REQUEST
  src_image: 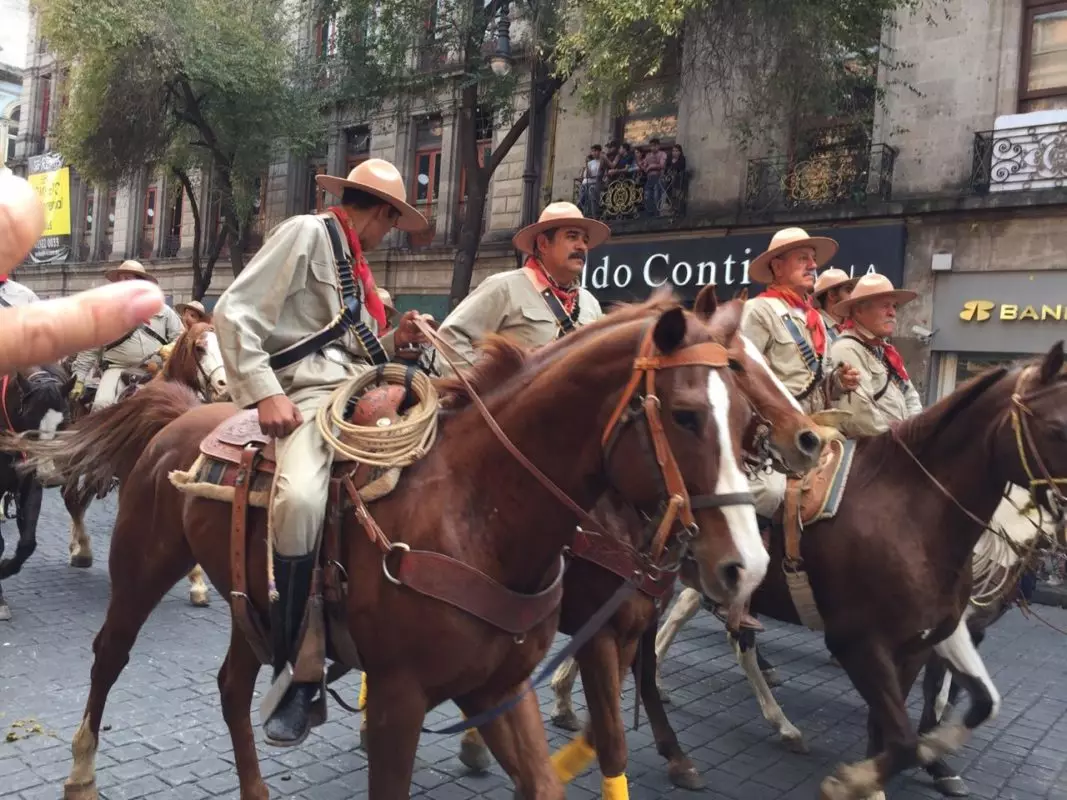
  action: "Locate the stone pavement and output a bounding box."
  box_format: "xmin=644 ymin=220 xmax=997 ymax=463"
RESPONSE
xmin=1 ymin=489 xmax=1065 ymax=800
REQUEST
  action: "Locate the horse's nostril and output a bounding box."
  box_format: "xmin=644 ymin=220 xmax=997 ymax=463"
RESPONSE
xmin=718 ymin=561 xmax=745 ymax=594
xmin=796 ymin=429 xmax=821 ymax=457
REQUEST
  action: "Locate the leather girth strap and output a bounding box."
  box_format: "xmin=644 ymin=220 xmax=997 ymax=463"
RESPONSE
xmin=230 ymin=444 xmax=273 ymax=665
xmin=568 ymin=528 xmax=677 ymax=599
xmin=323 ymin=479 xmax=362 ymax=669
xmin=783 ymin=478 xmax=803 ymax=566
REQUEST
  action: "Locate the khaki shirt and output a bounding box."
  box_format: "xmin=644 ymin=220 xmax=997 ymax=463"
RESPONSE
xmin=0 ymin=279 xmax=39 ymax=307
xmin=78 ymin=305 xmax=183 ymax=375
xmin=819 ymin=310 xmax=845 ymax=343
xmin=741 ymin=296 xmax=836 ymax=414
xmin=214 ymin=212 xmax=396 ymax=410
xmin=830 ymin=330 xmax=923 ymax=438
xmin=436 ymin=267 xmax=603 ymax=370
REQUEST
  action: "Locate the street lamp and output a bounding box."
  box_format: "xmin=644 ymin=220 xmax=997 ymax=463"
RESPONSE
xmin=488 ymin=4 xmax=512 ymax=77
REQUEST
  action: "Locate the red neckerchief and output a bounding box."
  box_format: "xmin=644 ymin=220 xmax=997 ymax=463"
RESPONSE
xmin=527 ymin=257 xmax=579 ymax=315
xmin=327 ymin=207 xmax=386 ymax=331
xmin=840 ymin=319 xmax=910 ymax=382
xmin=760 ymin=286 xmax=827 ymax=356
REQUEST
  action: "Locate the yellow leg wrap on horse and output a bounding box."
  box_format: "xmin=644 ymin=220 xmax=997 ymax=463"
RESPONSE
xmin=551 ymin=736 xmax=596 ymax=783
xmin=358 ymin=672 xmax=367 ymax=711
xmin=602 ymin=774 xmax=629 ymax=800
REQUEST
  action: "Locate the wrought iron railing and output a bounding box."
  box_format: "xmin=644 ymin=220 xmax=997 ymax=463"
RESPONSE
xmin=571 ymin=169 xmax=689 ymax=223
xmin=972 ymin=124 xmax=1067 ymax=193
xmin=744 ymin=143 xmax=897 ymax=212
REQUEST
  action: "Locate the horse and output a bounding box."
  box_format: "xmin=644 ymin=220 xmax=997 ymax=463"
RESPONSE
xmin=14 ymin=293 xmax=775 ymax=800
xmin=650 ymin=343 xmax=1067 ymax=799
xmin=421 ymin=290 xmax=839 ymax=793
xmin=57 ymin=321 xmax=226 ymax=607
xmin=0 ymin=363 xmax=73 ymax=620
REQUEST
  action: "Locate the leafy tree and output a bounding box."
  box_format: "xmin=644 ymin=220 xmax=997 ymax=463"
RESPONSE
xmin=39 ymin=0 xmax=324 ymax=297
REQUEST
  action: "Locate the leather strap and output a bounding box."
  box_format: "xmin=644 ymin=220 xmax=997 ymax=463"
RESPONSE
xmin=783 ymin=477 xmax=804 ymax=566
xmin=569 ymin=528 xmax=677 ymax=598
xmin=539 ymin=287 xmax=579 ymax=339
xmin=104 ymin=322 xmax=168 ymax=352
xmin=230 ymin=445 xmax=272 ymax=665
xmin=323 ymin=479 xmax=363 ymax=668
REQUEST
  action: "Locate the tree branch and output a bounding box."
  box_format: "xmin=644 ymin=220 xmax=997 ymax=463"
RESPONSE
xmin=488 ymin=71 xmax=566 ymax=174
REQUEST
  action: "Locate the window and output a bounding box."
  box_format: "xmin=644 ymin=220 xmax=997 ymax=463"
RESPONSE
xmin=80 ymin=191 xmax=94 ymax=261
xmin=141 ymin=187 xmax=157 ymax=258
xmin=458 ymin=107 xmax=493 ymax=203
xmin=1020 ymin=1 xmax=1067 ymax=111
xmin=165 ymin=188 xmax=183 ymax=257
xmin=614 ymin=79 xmax=679 ymax=145
xmin=102 ymin=188 xmax=117 ymax=259
xmin=411 ymin=116 xmax=442 ymax=218
xmin=4 ymin=105 xmax=17 ymax=163
xmin=307 ymin=158 xmax=328 ymax=212
xmin=313 ymin=16 xmax=337 ymax=61
xmin=346 ymin=126 xmax=371 ymax=173
xmin=39 ymin=74 xmax=51 ymax=138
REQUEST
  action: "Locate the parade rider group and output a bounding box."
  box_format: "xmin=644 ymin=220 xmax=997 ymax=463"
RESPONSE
xmin=48 ymin=153 xmax=923 ymax=747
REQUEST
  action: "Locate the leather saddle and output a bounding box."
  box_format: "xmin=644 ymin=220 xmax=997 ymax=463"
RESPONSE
xmin=782 ymin=437 xmax=855 ymax=564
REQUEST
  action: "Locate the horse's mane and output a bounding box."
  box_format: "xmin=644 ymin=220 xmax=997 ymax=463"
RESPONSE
xmin=894 ymin=363 xmax=1011 ymax=454
xmin=162 ymin=322 xmax=213 ymax=389
xmin=435 ymin=288 xmax=681 ymax=409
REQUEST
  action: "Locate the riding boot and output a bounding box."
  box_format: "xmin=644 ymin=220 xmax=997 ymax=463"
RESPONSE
xmin=264 ymin=552 xmax=321 ymax=746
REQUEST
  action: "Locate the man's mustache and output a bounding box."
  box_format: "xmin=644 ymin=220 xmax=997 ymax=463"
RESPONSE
xmin=569 ymin=252 xmax=586 ymax=262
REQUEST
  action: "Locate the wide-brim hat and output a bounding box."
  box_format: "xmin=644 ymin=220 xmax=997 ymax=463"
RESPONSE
xmin=176 ymin=300 xmax=208 ymax=318
xmin=375 ymin=288 xmax=401 ymax=327
xmin=831 ymin=273 xmax=917 ymax=317
xmin=813 ymin=267 xmax=860 ymax=299
xmin=105 ymin=260 xmax=158 ymax=284
xmin=512 ymin=201 xmax=611 ymax=256
xmin=749 ymin=227 xmax=838 ymax=286
xmin=315 ymin=158 xmax=428 ymax=234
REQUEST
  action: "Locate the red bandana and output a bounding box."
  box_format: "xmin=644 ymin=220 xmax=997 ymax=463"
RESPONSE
xmin=328 ymin=207 xmax=386 ymax=331
xmin=760 ymin=286 xmax=827 ymax=356
xmin=526 ymin=257 xmax=579 ymax=314
xmin=840 ymin=319 xmax=910 ymax=382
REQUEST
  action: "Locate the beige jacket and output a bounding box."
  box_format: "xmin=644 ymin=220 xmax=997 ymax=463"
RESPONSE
xmin=819 ymin=310 xmax=845 ymax=342
xmin=436 ymin=267 xmax=603 ymax=369
xmin=741 ymin=296 xmax=838 ymax=414
xmin=77 ymin=305 xmax=183 ymax=376
xmin=830 ymin=329 xmax=923 ymax=438
xmin=214 ymin=212 xmax=396 ymax=410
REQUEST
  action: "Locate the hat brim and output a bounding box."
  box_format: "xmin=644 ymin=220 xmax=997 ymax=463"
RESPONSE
xmin=813 ymin=275 xmax=860 ymax=299
xmin=315 ymin=174 xmax=429 ymax=233
xmin=832 ymin=289 xmax=918 ymax=318
xmin=512 ymin=217 xmax=612 ymax=255
xmin=105 ymin=267 xmax=158 ymax=284
xmin=748 ymin=236 xmax=838 ymax=286
xmin=175 ymin=303 xmax=207 ymax=317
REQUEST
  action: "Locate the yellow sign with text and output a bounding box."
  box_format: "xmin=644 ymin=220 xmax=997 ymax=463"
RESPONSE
xmin=960 ymin=299 xmax=1067 ymax=323
xmin=27 ymin=167 xmax=71 ymax=237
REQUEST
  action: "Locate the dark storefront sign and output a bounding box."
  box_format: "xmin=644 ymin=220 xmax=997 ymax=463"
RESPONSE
xmin=580 ymin=222 xmax=907 ymax=305
xmin=931 ymin=271 xmax=1067 ymax=354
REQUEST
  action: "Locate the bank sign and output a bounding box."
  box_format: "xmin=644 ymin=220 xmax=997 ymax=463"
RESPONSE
xmin=581 ymin=222 xmax=907 ymax=305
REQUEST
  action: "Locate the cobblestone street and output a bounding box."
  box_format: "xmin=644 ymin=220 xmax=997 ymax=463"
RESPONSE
xmin=1 ymin=489 xmax=1065 ymax=799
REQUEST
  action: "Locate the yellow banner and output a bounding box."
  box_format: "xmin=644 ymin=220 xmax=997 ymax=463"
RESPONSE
xmin=28 ymin=167 xmax=71 ymax=237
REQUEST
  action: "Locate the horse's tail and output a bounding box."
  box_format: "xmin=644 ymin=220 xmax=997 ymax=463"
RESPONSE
xmin=0 ymin=380 xmax=199 ymax=491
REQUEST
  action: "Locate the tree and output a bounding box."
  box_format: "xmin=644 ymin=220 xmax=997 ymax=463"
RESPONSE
xmin=39 ymin=0 xmax=324 ymax=297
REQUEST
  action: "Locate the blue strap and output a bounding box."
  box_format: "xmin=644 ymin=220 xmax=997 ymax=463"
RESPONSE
xmin=781 ymin=315 xmax=821 ymax=375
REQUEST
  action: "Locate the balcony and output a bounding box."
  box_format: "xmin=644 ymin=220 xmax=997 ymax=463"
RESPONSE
xmin=744 ymin=143 xmax=897 ymax=213
xmin=571 ymin=170 xmax=689 ymax=223
xmin=972 ymin=123 xmax=1067 ymax=194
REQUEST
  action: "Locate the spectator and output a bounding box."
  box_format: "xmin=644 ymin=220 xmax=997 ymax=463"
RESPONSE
xmin=611 ymin=142 xmax=637 ymax=178
xmin=579 ymin=144 xmax=607 ymax=219
xmin=642 ymin=138 xmax=668 ymax=216
xmin=666 ymin=144 xmax=687 ymax=212
xmin=604 ymin=140 xmax=620 ymax=173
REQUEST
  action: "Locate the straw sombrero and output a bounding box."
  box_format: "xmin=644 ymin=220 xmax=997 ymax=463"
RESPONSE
xmin=749 ymin=227 xmax=838 ymax=286
xmin=316 ymin=158 xmax=428 ymax=234
xmin=512 ymin=202 xmax=611 ymax=256
xmin=375 ymin=288 xmax=401 ymax=327
xmin=813 ymin=268 xmax=860 ymax=299
xmin=105 ymin=260 xmax=158 ymax=284
xmin=831 ymin=273 xmax=917 ymax=317
xmin=176 ymin=300 xmax=208 ymax=319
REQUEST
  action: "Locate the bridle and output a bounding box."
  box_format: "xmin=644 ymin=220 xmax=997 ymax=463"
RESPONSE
xmin=1009 ymin=366 xmax=1067 ymax=529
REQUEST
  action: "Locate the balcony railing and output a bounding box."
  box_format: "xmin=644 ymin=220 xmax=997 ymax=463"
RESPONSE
xmin=744 ymin=143 xmax=897 ymax=212
xmin=571 ymin=169 xmax=689 ymax=223
xmin=972 ymin=124 xmax=1067 ymax=194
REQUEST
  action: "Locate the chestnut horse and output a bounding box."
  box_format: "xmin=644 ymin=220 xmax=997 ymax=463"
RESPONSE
xmin=55 ymin=322 xmax=227 ymax=606
xmin=29 ymin=295 xmax=772 ymax=800
xmin=653 ymin=344 xmax=1067 ymax=799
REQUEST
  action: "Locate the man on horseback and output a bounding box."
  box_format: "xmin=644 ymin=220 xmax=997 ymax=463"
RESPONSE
xmin=71 ymin=261 xmax=183 ymax=410
xmin=812 ymin=268 xmax=857 ymax=343
xmin=212 ymin=158 xmax=432 ymax=747
xmin=436 ymin=201 xmax=608 ymax=365
xmin=828 ymin=273 xmax=922 ymax=437
xmin=176 ymin=300 xmax=210 ymax=329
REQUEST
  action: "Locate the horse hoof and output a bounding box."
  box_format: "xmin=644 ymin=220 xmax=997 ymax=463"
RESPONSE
xmin=189 ymin=589 xmax=210 ymax=607
xmin=63 ymin=778 xmax=98 ymax=800
xmin=0 ymin=601 xmax=10 ymax=622
xmin=549 ymin=710 xmax=581 ymax=732
xmin=762 ymin=668 xmax=782 ymax=687
xmin=69 ymin=553 xmax=93 ymax=569
xmin=934 ymin=776 xmax=969 ymax=797
xmin=783 ymin=733 xmax=809 ymax=754
xmin=668 ymin=761 xmax=705 ymax=790
xmin=458 ymin=737 xmax=491 ymax=773
xmin=819 ymin=776 xmax=851 ymax=800
xmin=656 ymin=685 xmax=673 ymax=704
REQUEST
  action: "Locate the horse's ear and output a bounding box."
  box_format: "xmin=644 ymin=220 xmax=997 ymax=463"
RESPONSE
xmin=708 ymin=299 xmax=743 ymax=345
xmin=1039 ymin=341 xmax=1065 ymax=384
xmin=653 ymin=307 xmax=687 ymax=354
xmin=693 ymin=284 xmax=718 ymax=319
xmin=734 ymin=287 xmax=749 ymax=302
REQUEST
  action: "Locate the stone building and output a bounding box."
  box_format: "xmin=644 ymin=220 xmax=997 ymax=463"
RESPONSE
xmin=8 ymin=0 xmax=1067 ymax=403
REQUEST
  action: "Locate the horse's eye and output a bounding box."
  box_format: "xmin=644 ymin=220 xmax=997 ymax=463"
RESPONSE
xmin=728 ymin=358 xmax=744 ymax=373
xmin=672 ymin=409 xmax=702 ymax=435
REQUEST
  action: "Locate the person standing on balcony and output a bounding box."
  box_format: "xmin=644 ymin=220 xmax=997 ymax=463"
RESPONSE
xmin=641 ymin=138 xmax=667 ymax=215
xmin=578 ymin=144 xmax=606 ymax=219
xmin=811 ymin=268 xmax=858 ymax=343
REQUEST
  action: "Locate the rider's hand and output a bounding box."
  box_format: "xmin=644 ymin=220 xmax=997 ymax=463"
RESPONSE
xmin=836 ymin=363 xmax=861 ymax=392
xmin=256 ymin=394 xmax=303 ymax=438
xmin=394 ymin=310 xmax=437 ymax=352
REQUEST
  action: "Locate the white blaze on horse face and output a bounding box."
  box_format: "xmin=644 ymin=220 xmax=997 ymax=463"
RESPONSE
xmin=741 ymin=335 xmax=803 ymax=413
xmin=199 ymin=331 xmax=228 ymax=398
xmin=706 ymin=371 xmax=770 ymax=598
xmin=38 ymin=409 xmax=63 ymax=441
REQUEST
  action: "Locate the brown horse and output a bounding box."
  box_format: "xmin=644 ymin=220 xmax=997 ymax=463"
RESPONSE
xmin=654 ymin=344 xmax=1067 ymax=799
xmin=24 ymin=294 xmax=775 ymax=800
xmin=412 ymin=292 xmax=838 ymax=794
xmin=56 ymin=321 xmax=227 ymax=606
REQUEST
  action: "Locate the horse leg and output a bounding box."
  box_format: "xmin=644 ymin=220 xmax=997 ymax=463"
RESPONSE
xmin=635 ymin=622 xmax=703 ymax=790
xmin=218 ymin=628 xmax=268 ymax=800
xmin=0 ymin=475 xmax=42 ymax=579
xmin=730 ymin=628 xmax=807 ymax=753
xmin=63 ymin=482 xmax=93 ymax=568
xmin=756 ymin=645 xmax=782 ymax=687
xmin=458 ymin=684 xmax=563 ymax=800
xmin=548 ymin=656 xmax=582 ymax=731
xmin=363 ymin=671 xmax=429 ymax=799
xmin=920 ymin=653 xmax=969 ymax=798
xmin=187 ymin=564 xmax=210 ymax=607
xmin=653 ymin=587 xmax=702 ymax=703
